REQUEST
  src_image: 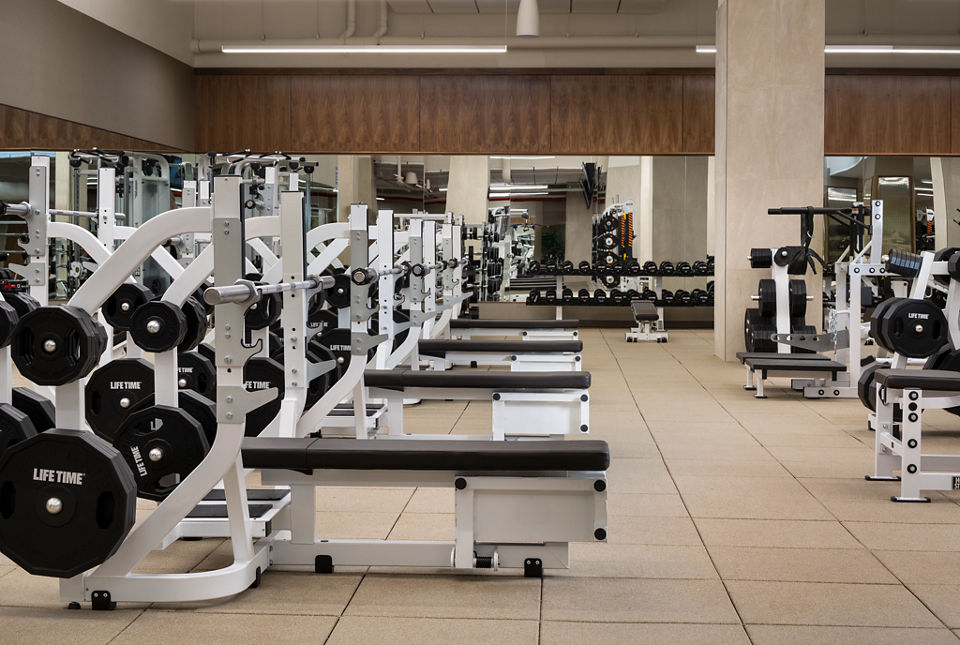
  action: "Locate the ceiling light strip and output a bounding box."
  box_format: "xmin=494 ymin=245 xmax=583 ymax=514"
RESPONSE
xmin=697 ymin=44 xmax=960 ymax=54
xmin=221 ymin=45 xmax=507 ymax=54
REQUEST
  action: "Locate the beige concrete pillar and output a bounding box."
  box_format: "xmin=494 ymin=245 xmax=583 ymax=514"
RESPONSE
xmin=932 ymin=157 xmax=960 ymax=249
xmin=446 ymin=156 xmax=490 ymax=225
xmin=715 ymin=0 xmax=825 ymax=361
xmin=336 ymin=155 xmax=377 ymax=222
xmin=564 ymin=192 xmax=593 ymax=264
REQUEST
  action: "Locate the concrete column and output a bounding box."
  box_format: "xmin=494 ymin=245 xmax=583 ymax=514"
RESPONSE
xmin=446 ymin=156 xmax=490 ymax=225
xmin=336 ymin=155 xmax=376 ymax=222
xmin=638 ymin=156 xmax=654 ymax=262
xmin=564 ymin=192 xmax=593 ymax=264
xmin=932 ymin=157 xmax=960 ymax=249
xmin=714 ymin=0 xmax=825 ymax=361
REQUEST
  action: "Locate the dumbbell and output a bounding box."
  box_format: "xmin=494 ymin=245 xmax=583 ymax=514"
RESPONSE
xmin=610 ymin=289 xmax=626 ymax=305
xmin=659 ymin=261 xmax=675 ymax=276
xmin=642 ymin=288 xmax=658 ymax=301
xmin=676 ymin=261 xmax=694 ymax=276
xmin=577 ymin=288 xmax=592 ymax=304
xmin=626 ymin=259 xmax=641 ymax=275
xmin=627 ymin=289 xmax=642 ymax=301
xmin=544 ymin=288 xmax=557 ymax=304
xmin=642 ymin=261 xmax=658 ymax=275
xmin=692 ymin=260 xmax=709 ymax=276
xmin=560 ymin=260 xmax=575 ymax=273
xmin=578 ymin=261 xmax=592 ymax=274
xmin=527 ymin=260 xmax=541 ymax=275
xmin=674 ymin=289 xmax=693 ymax=306
xmin=562 ymin=288 xmax=574 ymax=303
xmin=660 ymin=289 xmax=674 ymax=305
xmin=593 ymin=289 xmax=608 ymax=304
xmin=527 ymin=289 xmax=540 ymax=304
xmin=544 ymin=261 xmax=558 ymax=275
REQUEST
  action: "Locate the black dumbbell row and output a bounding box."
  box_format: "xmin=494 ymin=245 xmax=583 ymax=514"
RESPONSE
xmin=526 ymin=256 xmax=715 ymax=278
xmin=526 ymin=283 xmax=715 ymax=308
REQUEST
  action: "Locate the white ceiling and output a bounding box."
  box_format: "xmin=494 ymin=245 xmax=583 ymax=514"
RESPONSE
xmin=59 ymin=0 xmax=960 ymax=69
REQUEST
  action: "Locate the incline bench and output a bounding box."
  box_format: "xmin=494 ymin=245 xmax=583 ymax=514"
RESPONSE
xmin=419 ymin=339 xmax=583 ymax=371
xmin=735 ymin=351 xmax=844 ymax=398
xmin=867 ymin=368 xmax=960 ymax=502
xmin=450 ymin=318 xmax=579 ymax=340
xmin=245 ymin=436 xmax=610 ymax=575
xmin=364 ymin=368 xmax=591 ymax=440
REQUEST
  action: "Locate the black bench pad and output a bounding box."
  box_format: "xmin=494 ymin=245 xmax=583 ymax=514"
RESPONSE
xmin=735 ymin=352 xmax=832 ymax=364
xmin=875 ymin=369 xmax=960 ymax=391
xmin=744 ymin=358 xmax=845 ymax=372
xmin=242 ymin=437 xmax=610 ymax=472
xmin=451 ymin=319 xmax=579 ymax=329
xmin=630 ymin=302 xmax=659 ymax=322
xmin=365 ymin=369 xmax=590 ymax=390
xmin=419 ymin=339 xmax=583 ymax=357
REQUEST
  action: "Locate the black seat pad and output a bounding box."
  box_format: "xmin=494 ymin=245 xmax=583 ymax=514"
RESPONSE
xmin=735 ymin=352 xmax=832 ymax=364
xmin=630 ymin=302 xmax=659 ymax=321
xmin=364 ymin=369 xmax=590 ymax=390
xmin=419 ymin=339 xmax=583 ymax=357
xmin=451 ymin=319 xmax=579 ymax=329
xmin=744 ymin=358 xmax=844 ymax=372
xmin=875 ymin=369 xmax=960 ymax=391
xmin=242 ymin=437 xmax=609 ymax=472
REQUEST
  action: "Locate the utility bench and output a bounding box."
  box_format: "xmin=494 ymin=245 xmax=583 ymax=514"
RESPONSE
xmin=364 ymin=368 xmax=591 ymax=440
xmin=243 ymin=436 xmax=610 ymax=575
xmin=867 ymin=368 xmax=960 ymax=502
xmin=625 ymin=301 xmax=667 ymax=343
xmin=736 ymin=352 xmax=845 ymax=398
xmin=450 ymin=318 xmax=579 ymax=340
xmin=419 ymin=339 xmax=583 ymax=371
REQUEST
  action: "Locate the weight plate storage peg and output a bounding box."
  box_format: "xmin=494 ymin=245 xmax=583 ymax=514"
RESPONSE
xmin=877 ymin=298 xmax=948 ymax=358
xmin=112 ymin=405 xmax=209 ymax=501
xmin=84 ymin=358 xmax=155 ymax=442
xmin=11 ymin=387 xmax=54 ymax=432
xmin=0 ymin=403 xmax=36 ymax=456
xmin=757 ymin=279 xmax=777 ymax=317
xmin=12 ymin=306 xmax=106 ymax=386
xmin=749 ymin=248 xmax=772 ymax=269
xmin=129 ymin=300 xmax=188 ymax=353
xmin=0 ymin=428 xmax=137 ymax=578
xmin=102 ymin=283 xmax=154 ymax=331
xmin=177 ymin=351 xmax=217 ymax=401
xmin=244 ymin=286 xmax=282 ymax=331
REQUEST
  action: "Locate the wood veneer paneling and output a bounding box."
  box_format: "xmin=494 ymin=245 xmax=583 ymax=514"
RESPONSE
xmin=681 ymin=75 xmax=714 ymax=154
xmin=825 ymin=75 xmax=952 ymax=155
xmin=0 ymin=103 xmax=176 ymax=151
xmin=290 ymin=75 xmax=420 ymax=153
xmin=420 ymin=75 xmax=550 ymax=153
xmin=194 ymin=75 xmax=292 ymax=152
xmin=952 ymin=78 xmax=960 ymax=155
xmin=550 ymin=75 xmax=683 ymax=154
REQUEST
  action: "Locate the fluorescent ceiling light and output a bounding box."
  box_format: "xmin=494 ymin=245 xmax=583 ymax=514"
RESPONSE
xmin=922 ymin=180 xmax=933 ymax=185
xmin=376 ymin=197 xmax=385 ymax=201
xmin=490 ymin=156 xmax=555 ymax=160
xmin=489 ymin=192 xmax=549 ymax=198
xmin=439 ymin=187 xmax=448 ymax=192
xmin=489 ymin=184 xmax=548 ymax=190
xmin=697 ymin=44 xmax=960 ymax=55
xmin=222 ymin=45 xmax=507 ymax=54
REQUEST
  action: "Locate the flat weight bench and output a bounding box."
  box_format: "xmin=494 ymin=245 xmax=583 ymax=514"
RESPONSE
xmin=419 ymin=339 xmax=583 ymax=372
xmin=450 ymin=318 xmax=579 ymax=341
xmin=868 ymin=369 xmax=960 ymax=502
xmin=244 ymin=437 xmax=609 ymax=575
xmin=364 ymin=368 xmax=591 ymax=440
xmin=741 ymin=354 xmax=844 ymax=398
xmin=625 ymin=301 xmax=667 ymax=343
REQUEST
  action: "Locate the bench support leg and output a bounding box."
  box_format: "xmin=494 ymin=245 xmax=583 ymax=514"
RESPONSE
xmin=893 ymin=389 xmax=931 ymax=503
xmin=867 ymin=384 xmax=901 ymax=482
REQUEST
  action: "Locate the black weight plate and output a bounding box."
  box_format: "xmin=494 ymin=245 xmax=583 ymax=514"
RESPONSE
xmin=933 ymin=248 xmax=960 ymax=285
xmin=751 ymin=323 xmax=777 ymax=353
xmin=197 ymin=342 xmax=216 ymax=363
xmin=0 ymin=428 xmax=136 ymax=578
xmin=84 ymin=358 xmax=155 ymax=443
xmin=744 ymin=309 xmax=762 ymax=351
xmin=129 ymin=300 xmax=187 ymax=353
xmin=102 ymin=283 xmax=153 ymax=332
xmin=659 ymin=261 xmax=675 ymax=276
xmin=788 ymin=280 xmax=807 ymax=318
xmin=243 ymin=357 xmax=284 ymax=437
xmin=858 ymin=362 xmax=880 ymax=412
xmin=326 ymin=273 xmax=352 ymax=309
xmin=885 ymin=249 xmax=922 ymax=278
xmin=177 ymin=296 xmax=208 ymax=352
xmin=0 ymin=301 xmax=17 ymax=348
xmin=757 ymin=279 xmax=777 ymax=317
xmin=12 ymin=306 xmax=104 ymax=386
xmin=749 ymin=248 xmax=772 ymax=269
xmin=0 ymin=403 xmax=36 ymax=457
xmin=11 ymin=387 xmax=54 ymax=432
xmin=308 ymin=307 xmax=338 ymax=333
xmin=2 ymin=292 xmax=40 ymax=320
xmin=113 ymin=405 xmax=209 ymax=501
xmin=193 ymin=284 xmax=215 ymax=315
xmin=177 ymin=351 xmax=217 ymax=401
xmin=178 ymin=390 xmax=217 ymax=446
xmin=949 ymin=253 xmax=960 ymax=282
xmin=879 ymin=298 xmax=948 ymax=358
xmin=244 ymin=288 xmax=282 ymax=331
xmin=869 ymin=297 xmax=903 ymax=342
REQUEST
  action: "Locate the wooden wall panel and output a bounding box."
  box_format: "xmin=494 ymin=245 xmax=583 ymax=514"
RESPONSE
xmin=681 ymin=75 xmax=714 ymax=154
xmin=0 ymin=103 xmax=176 ymax=151
xmin=550 ymin=75 xmax=683 ymax=154
xmin=290 ymin=75 xmax=420 ymax=153
xmin=420 ymin=76 xmax=550 ymax=153
xmin=825 ymin=75 xmax=952 ymax=155
xmin=952 ymin=78 xmax=960 ymax=155
xmin=194 ymin=75 xmax=292 ymax=152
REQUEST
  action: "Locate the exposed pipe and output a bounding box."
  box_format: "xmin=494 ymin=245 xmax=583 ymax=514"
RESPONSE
xmin=339 ymin=0 xmax=356 ymax=41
